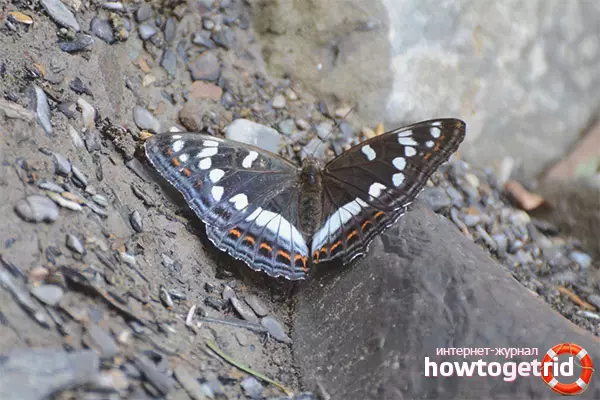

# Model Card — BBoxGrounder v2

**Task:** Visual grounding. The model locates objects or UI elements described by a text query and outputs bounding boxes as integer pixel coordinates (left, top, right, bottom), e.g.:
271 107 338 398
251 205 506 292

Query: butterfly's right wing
145 133 309 279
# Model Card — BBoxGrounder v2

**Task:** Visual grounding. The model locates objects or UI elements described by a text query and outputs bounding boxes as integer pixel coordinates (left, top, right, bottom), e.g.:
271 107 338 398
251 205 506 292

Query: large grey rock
293 202 600 399
383 0 600 178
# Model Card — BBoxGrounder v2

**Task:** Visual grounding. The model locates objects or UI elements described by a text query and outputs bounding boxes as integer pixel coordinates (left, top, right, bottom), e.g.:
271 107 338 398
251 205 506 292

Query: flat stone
71 165 88 187
225 119 280 153
58 33 94 53
240 376 263 399
85 324 119 359
222 286 235 301
0 349 99 400
30 284 64 306
91 17 114 44
161 48 177 77
138 23 157 40
14 195 59 223
66 233 85 254
245 295 269 317
188 52 220 81
40 0 80 31
230 297 258 323
261 316 291 344
134 354 173 395
272 94 286 109
33 85 52 135
130 210 143 233
293 202 600 399
173 365 204 400
136 3 153 22
53 152 71 176
133 106 160 132
188 81 222 100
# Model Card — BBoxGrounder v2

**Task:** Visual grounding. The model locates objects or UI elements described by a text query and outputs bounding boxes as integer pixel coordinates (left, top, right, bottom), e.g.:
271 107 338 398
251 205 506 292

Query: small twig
205 339 293 397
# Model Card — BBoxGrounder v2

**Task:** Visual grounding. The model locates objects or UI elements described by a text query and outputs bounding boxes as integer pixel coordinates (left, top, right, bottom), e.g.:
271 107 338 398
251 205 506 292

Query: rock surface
293 202 600 399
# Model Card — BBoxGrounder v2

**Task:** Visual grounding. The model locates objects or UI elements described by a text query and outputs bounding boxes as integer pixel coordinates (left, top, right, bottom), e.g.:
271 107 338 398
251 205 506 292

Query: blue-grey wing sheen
312 119 466 265
144 133 310 279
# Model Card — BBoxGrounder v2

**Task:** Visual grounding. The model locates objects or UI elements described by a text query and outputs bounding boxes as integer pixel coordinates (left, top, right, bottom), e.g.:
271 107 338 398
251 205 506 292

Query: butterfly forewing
313 118 466 264
144 133 310 279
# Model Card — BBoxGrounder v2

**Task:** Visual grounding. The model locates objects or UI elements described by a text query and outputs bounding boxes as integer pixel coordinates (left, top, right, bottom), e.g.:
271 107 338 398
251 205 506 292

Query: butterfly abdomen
299 159 324 238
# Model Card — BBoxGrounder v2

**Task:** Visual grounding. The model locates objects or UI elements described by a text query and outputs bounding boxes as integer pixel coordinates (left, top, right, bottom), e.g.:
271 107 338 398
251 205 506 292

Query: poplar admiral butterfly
145 118 466 280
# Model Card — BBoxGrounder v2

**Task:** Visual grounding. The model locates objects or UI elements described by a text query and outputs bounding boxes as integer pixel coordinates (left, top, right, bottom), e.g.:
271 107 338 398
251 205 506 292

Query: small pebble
33 85 52 135
576 310 600 321
92 194 108 207
161 48 177 77
38 181 64 193
86 324 119 359
71 165 88 188
136 3 153 22
120 252 136 266
462 214 481 227
138 23 158 40
222 286 235 301
240 376 263 399
53 153 71 176
284 88 298 100
40 0 81 31
46 192 83 211
159 286 174 308
77 98 96 130
164 17 177 43
212 27 234 49
235 332 249 346
30 284 64 306
58 33 94 53
230 297 258 323
570 251 592 269
278 119 296 135
245 295 269 317
260 316 291 343
192 31 214 48
295 118 311 131
202 16 215 30
174 365 205 400
421 187 451 212
69 77 92 96
188 52 220 81
133 106 160 132
66 234 85 254
272 94 286 109
130 210 143 232
14 195 59 223
91 17 115 44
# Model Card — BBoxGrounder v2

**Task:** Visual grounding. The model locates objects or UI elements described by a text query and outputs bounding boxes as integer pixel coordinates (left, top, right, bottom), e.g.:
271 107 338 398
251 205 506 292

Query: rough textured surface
381 0 600 178
293 202 600 399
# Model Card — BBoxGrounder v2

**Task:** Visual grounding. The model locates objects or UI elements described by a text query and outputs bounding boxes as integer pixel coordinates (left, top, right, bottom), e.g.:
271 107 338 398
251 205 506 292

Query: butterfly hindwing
144 133 310 279
312 119 466 264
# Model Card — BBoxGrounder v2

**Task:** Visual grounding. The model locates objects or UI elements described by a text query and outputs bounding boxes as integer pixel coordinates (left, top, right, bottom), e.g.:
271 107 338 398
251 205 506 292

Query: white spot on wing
211 186 224 201
245 207 307 252
172 135 182 139
198 158 211 170
426 140 434 148
398 137 417 146
179 153 189 162
203 140 219 147
172 140 184 152
196 147 218 158
311 198 366 251
369 182 386 198
405 146 416 157
242 151 259 168
430 127 441 138
393 173 405 187
392 157 406 170
361 145 376 161
209 169 225 183
229 193 248 210
397 131 412 137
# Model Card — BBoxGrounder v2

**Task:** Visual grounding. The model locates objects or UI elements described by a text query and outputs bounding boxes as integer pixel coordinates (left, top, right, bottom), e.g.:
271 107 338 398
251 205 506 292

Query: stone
293 201 600 399
188 52 220 81
161 48 177 77
33 85 52 135
40 0 80 31
225 119 280 153
91 17 114 44
30 284 64 306
14 195 59 223
261 316 291 343
188 81 222 100
133 106 160 132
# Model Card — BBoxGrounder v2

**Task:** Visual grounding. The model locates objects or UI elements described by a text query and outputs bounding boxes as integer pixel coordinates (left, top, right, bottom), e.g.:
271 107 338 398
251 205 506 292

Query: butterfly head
300 157 322 186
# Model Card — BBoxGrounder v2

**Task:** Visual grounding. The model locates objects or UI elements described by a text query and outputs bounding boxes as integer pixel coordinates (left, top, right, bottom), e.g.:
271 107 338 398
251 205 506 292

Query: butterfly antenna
309 103 356 158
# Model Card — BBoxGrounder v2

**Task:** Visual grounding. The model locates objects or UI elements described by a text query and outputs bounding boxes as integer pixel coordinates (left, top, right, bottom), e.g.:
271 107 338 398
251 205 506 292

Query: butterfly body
145 118 466 280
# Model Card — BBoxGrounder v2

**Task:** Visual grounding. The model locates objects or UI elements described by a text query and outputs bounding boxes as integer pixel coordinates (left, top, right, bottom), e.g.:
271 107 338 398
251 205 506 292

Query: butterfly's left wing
145 133 310 280
312 118 466 264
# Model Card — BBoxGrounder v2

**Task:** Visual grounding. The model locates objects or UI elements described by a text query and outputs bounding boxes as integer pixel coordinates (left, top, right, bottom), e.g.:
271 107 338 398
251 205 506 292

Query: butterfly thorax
299 158 324 237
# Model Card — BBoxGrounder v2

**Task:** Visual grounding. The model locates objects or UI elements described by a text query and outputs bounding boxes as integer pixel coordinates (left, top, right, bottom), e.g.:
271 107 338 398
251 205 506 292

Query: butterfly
144 118 466 280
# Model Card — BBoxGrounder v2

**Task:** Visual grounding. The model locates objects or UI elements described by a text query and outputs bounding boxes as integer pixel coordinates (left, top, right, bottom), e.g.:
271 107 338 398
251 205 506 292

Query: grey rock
53 153 71 176
240 376 263 399
192 31 214 48
161 48 177 77
47 192 82 211
278 118 296 135
272 94 286 109
0 268 49 327
245 295 269 317
421 187 451 211
40 0 81 31
91 17 114 44
85 324 119 359
235 332 249 346
202 16 215 30
138 23 158 40
261 316 291 343
59 102 78 119
134 354 173 395
462 213 481 227
445 186 464 206
30 284 64 306
159 286 173 308
587 294 600 310
130 210 143 232
14 195 59 223
66 233 85 254
174 365 204 400
293 203 600 399
0 349 99 400
33 85 52 135
164 17 177 43
69 77 91 96
136 3 153 22
188 52 220 81
212 26 235 49
301 137 326 160
570 251 592 269
71 165 88 188
225 119 280 153
58 33 94 53
38 181 64 193
315 121 333 140
230 297 258 323
222 285 235 301
92 194 108 207
133 106 160 132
